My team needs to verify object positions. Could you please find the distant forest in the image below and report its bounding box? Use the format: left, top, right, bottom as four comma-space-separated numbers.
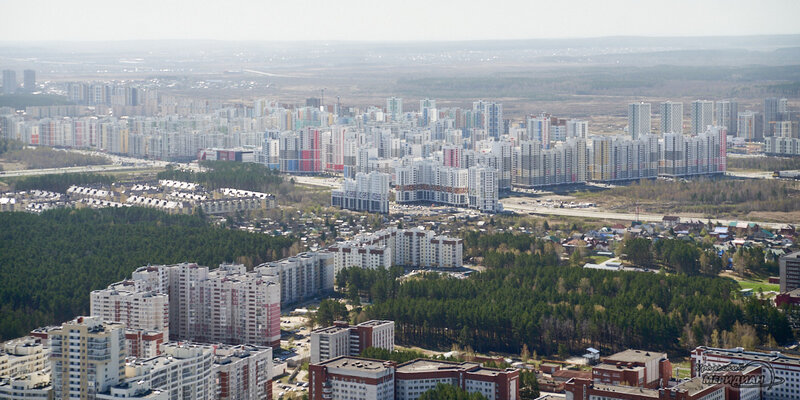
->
728, 156, 800, 172
0, 207, 295, 340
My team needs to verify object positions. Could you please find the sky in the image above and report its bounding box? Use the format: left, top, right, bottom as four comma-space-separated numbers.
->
2, 0, 800, 42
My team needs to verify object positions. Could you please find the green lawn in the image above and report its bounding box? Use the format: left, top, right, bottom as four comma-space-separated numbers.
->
738, 279, 779, 293
587, 255, 611, 264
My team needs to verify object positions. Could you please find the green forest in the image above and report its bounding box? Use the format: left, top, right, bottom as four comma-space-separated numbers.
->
6, 172, 114, 193
336, 233, 792, 358
0, 207, 295, 340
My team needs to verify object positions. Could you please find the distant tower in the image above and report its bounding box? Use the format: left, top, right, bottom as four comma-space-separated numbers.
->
715, 100, 738, 136
691, 100, 714, 134
764, 97, 788, 137
23, 70, 35, 93
473, 100, 503, 138
387, 97, 403, 121
628, 102, 651, 139
2, 70, 16, 95
659, 101, 683, 134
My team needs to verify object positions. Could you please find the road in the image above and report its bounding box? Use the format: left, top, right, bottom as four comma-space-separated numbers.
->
501, 197, 786, 229
0, 164, 151, 177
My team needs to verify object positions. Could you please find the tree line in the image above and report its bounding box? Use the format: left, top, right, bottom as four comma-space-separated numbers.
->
0, 207, 295, 340
7, 172, 114, 193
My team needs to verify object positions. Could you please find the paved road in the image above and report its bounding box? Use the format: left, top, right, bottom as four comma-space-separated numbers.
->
501, 197, 786, 229
0, 164, 148, 177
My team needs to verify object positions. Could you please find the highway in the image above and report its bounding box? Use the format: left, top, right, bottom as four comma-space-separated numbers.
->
500, 197, 786, 229
0, 164, 149, 177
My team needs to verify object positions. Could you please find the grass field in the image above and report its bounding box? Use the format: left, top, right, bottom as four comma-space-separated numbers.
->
737, 279, 780, 293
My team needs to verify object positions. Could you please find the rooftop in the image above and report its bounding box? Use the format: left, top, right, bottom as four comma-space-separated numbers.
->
604, 349, 665, 364
318, 356, 393, 372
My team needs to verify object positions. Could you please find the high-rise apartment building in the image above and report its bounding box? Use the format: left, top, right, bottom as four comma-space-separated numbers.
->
310, 320, 394, 364
50, 316, 126, 400
628, 102, 651, 139
0, 337, 50, 378
527, 114, 551, 148
588, 135, 658, 182
690, 100, 714, 134
764, 97, 789, 136
90, 285, 169, 358
331, 171, 390, 214
737, 111, 763, 141
97, 263, 282, 349
212, 344, 273, 400
257, 252, 334, 307
2, 70, 16, 95
659, 101, 683, 134
566, 119, 588, 139
387, 97, 403, 121
23, 70, 35, 93
123, 342, 214, 400
715, 100, 738, 135
473, 100, 503, 138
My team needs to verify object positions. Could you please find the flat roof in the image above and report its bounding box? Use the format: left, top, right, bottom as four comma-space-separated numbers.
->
591, 383, 659, 399
357, 320, 393, 327
604, 349, 665, 364
594, 362, 645, 372
319, 357, 392, 372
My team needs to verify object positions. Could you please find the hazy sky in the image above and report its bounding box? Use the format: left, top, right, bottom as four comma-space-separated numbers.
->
2, 0, 800, 42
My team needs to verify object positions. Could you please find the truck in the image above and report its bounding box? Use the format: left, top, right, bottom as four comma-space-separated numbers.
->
773, 170, 800, 179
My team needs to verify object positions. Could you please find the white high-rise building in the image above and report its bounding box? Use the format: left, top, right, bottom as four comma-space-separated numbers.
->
468, 166, 499, 213
99, 263, 282, 349
386, 97, 403, 121
628, 102, 651, 139
566, 119, 588, 139
715, 100, 738, 135
331, 171, 390, 214
527, 114, 550, 148
659, 101, 683, 134
123, 342, 214, 400
690, 100, 714, 134
257, 252, 335, 307
211, 344, 273, 400
90, 284, 169, 358
50, 316, 126, 400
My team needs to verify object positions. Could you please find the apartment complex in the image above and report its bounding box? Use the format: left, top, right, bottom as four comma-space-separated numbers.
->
309, 357, 396, 400
50, 317, 126, 400
90, 283, 169, 358
690, 100, 714, 134
310, 320, 395, 364
327, 227, 463, 272
123, 342, 215, 400
92, 263, 282, 349
0, 337, 50, 379
512, 138, 587, 187
256, 252, 335, 306
628, 102, 652, 139
331, 171, 391, 214
660, 101, 683, 134
212, 345, 273, 400
565, 376, 725, 400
